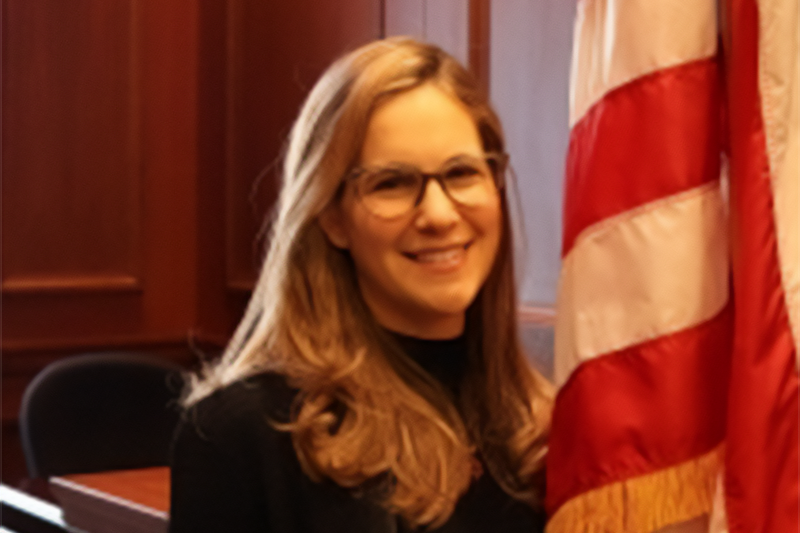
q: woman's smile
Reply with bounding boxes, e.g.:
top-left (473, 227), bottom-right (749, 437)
top-left (402, 241), bottom-right (470, 271)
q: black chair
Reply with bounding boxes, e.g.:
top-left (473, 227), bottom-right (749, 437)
top-left (19, 352), bottom-right (185, 479)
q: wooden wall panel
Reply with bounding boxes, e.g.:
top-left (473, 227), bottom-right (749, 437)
top-left (224, 0), bottom-right (382, 290)
top-left (1, 0), bottom-right (201, 348)
top-left (469, 0), bottom-right (491, 94)
top-left (2, 0), bottom-right (202, 485)
top-left (2, 0), bottom-right (141, 292)
top-left (138, 0), bottom-right (199, 335)
top-left (194, 0), bottom-right (233, 342)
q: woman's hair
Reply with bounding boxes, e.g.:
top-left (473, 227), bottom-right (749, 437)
top-left (186, 37), bottom-right (552, 527)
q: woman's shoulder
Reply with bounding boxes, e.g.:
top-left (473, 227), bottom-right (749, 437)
top-left (180, 372), bottom-right (298, 450)
top-left (192, 371), bottom-right (297, 409)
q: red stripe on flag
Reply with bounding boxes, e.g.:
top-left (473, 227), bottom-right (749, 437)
top-left (562, 58), bottom-right (722, 257)
top-left (545, 304), bottom-right (732, 516)
top-left (724, 0), bottom-right (800, 530)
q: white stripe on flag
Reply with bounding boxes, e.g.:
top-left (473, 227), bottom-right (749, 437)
top-left (570, 0), bottom-right (717, 127)
top-left (555, 182), bottom-right (729, 384)
top-left (758, 0), bottom-right (800, 367)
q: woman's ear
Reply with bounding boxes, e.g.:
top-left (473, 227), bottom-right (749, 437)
top-left (317, 204), bottom-right (350, 249)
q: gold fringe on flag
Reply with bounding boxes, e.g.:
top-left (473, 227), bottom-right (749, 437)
top-left (546, 446), bottom-right (722, 533)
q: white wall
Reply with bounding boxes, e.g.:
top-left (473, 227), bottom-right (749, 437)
top-left (491, 0), bottom-right (575, 306)
top-left (385, 0), bottom-right (469, 66)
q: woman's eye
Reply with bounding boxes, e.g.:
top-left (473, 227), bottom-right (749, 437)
top-left (366, 171), bottom-right (418, 193)
top-left (445, 164), bottom-right (483, 180)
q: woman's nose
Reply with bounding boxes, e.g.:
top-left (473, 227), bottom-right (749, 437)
top-left (414, 179), bottom-right (460, 230)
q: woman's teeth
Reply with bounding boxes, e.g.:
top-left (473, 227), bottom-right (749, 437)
top-left (413, 247), bottom-right (464, 263)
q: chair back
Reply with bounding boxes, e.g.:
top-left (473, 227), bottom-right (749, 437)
top-left (19, 352), bottom-right (184, 479)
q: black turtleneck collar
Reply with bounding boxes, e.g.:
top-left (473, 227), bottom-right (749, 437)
top-left (386, 330), bottom-right (469, 398)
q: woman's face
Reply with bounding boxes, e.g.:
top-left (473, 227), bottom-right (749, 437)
top-left (319, 83), bottom-right (502, 339)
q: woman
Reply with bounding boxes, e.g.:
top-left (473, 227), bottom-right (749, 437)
top-left (170, 38), bottom-right (552, 532)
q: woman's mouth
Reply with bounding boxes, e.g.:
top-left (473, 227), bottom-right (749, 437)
top-left (403, 242), bottom-right (471, 266)
top-left (414, 248), bottom-right (463, 263)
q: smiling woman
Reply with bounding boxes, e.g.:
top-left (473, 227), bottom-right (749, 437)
top-left (170, 38), bottom-right (552, 533)
top-left (318, 83), bottom-right (502, 340)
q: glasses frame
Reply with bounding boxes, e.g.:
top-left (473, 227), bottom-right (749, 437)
top-left (347, 152), bottom-right (509, 220)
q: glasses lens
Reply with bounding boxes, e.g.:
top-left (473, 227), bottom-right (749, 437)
top-left (441, 156), bottom-right (497, 206)
top-left (359, 167), bottom-right (421, 218)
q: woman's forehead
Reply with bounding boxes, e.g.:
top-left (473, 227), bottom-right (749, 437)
top-left (359, 84), bottom-right (483, 169)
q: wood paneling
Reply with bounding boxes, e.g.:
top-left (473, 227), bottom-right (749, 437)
top-left (2, 0), bottom-right (383, 486)
top-left (224, 0), bottom-right (382, 290)
top-left (194, 0), bottom-right (233, 338)
top-left (137, 0), bottom-right (199, 334)
top-left (2, 0), bottom-right (142, 291)
top-left (469, 0), bottom-right (491, 94)
top-left (2, 0), bottom-right (202, 348)
top-left (2, 0), bottom-right (202, 485)
top-left (1, 0), bottom-right (385, 348)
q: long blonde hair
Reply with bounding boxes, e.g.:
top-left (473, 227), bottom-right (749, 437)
top-left (186, 38), bottom-right (552, 527)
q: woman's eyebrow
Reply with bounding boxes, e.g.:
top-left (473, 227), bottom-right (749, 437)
top-left (441, 153), bottom-right (483, 165)
top-left (362, 153), bottom-right (483, 170)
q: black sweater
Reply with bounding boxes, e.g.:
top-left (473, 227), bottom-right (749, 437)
top-left (169, 337), bottom-right (546, 532)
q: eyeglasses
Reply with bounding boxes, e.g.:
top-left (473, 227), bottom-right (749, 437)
top-left (347, 153), bottom-right (507, 220)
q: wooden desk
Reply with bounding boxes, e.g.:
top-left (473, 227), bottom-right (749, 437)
top-left (49, 467), bottom-right (169, 533)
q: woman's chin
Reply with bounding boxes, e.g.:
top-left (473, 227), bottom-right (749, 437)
top-left (411, 290), bottom-right (478, 320)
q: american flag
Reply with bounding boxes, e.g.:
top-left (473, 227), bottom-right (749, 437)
top-left (546, 0), bottom-right (799, 531)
